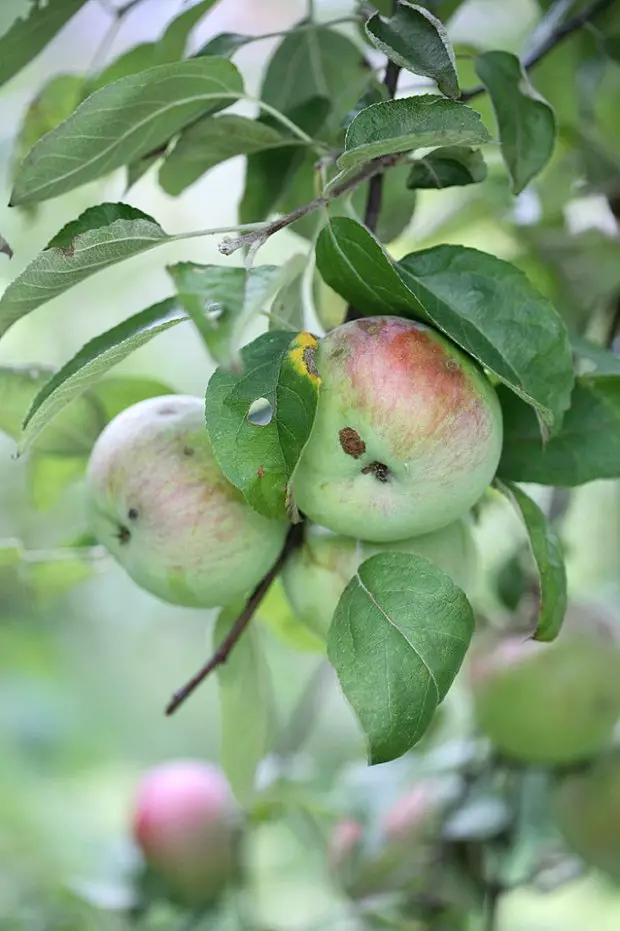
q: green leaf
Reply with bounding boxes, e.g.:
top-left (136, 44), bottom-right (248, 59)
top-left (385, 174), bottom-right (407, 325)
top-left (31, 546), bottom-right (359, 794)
top-left (494, 480), bottom-right (567, 643)
top-left (159, 0), bottom-right (219, 61)
top-left (206, 330), bottom-right (320, 520)
top-left (475, 51), bottom-right (556, 194)
top-left (269, 255), bottom-right (308, 333)
top-left (167, 262), bottom-right (285, 368)
top-left (27, 454), bottom-right (87, 511)
top-left (13, 73), bottom-right (85, 168)
top-left (0, 204), bottom-right (170, 340)
top-left (10, 56), bottom-right (243, 206)
top-left (197, 32), bottom-right (250, 58)
top-left (88, 43), bottom-right (160, 92)
top-left (0, 0), bottom-right (87, 88)
top-left (352, 161), bottom-right (418, 244)
top-left (497, 376), bottom-right (620, 486)
top-left (315, 218), bottom-right (574, 434)
top-left (20, 299), bottom-right (187, 453)
top-left (215, 603), bottom-right (275, 804)
top-left (406, 145), bottom-right (487, 188)
top-left (0, 233), bottom-right (12, 259)
top-left (366, 2), bottom-right (459, 98)
top-left (327, 552), bottom-right (474, 764)
top-left (257, 580), bottom-right (325, 654)
top-left (160, 114), bottom-right (293, 196)
top-left (571, 336), bottom-right (620, 377)
top-left (338, 96), bottom-right (490, 170)
top-left (0, 365), bottom-right (104, 455)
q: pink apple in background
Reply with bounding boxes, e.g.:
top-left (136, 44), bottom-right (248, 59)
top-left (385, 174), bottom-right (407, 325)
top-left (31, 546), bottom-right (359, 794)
top-left (293, 317), bottom-right (502, 543)
top-left (133, 760), bottom-right (241, 905)
top-left (86, 395), bottom-right (288, 607)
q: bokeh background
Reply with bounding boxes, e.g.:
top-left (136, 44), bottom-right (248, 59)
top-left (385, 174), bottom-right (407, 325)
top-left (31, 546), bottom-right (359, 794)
top-left (0, 1), bottom-right (619, 928)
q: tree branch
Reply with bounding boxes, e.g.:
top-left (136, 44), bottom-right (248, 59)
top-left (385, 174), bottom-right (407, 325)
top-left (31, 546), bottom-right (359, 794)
top-left (165, 522), bottom-right (304, 716)
top-left (460, 0), bottom-right (617, 102)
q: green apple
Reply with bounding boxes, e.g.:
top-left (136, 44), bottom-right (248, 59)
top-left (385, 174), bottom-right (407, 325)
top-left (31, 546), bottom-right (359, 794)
top-left (468, 604), bottom-right (620, 764)
top-left (133, 760), bottom-right (241, 905)
top-left (292, 316), bottom-right (502, 542)
top-left (552, 753), bottom-right (620, 879)
top-left (281, 515), bottom-right (477, 639)
top-left (86, 395), bottom-right (288, 608)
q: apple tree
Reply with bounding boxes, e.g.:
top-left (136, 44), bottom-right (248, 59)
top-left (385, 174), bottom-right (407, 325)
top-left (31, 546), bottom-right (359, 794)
top-left (1, 0), bottom-right (620, 927)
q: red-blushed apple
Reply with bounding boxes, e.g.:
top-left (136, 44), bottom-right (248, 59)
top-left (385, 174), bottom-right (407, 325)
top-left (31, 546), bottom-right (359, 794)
top-left (133, 760), bottom-right (241, 906)
top-left (552, 752), bottom-right (620, 879)
top-left (86, 395), bottom-right (288, 608)
top-left (281, 515), bottom-right (477, 638)
top-left (292, 317), bottom-right (502, 542)
top-left (468, 603), bottom-right (620, 764)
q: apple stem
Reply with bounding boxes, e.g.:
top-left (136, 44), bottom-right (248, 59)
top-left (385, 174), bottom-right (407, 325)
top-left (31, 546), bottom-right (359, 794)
top-left (165, 522), bottom-right (305, 716)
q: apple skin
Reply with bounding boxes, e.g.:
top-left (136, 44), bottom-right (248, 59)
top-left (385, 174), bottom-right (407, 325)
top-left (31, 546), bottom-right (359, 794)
top-left (468, 604), bottom-right (620, 765)
top-left (133, 760), bottom-right (241, 905)
top-left (292, 316), bottom-right (502, 542)
top-left (552, 753), bottom-right (620, 879)
top-left (281, 515), bottom-right (477, 639)
top-left (86, 395), bottom-right (288, 608)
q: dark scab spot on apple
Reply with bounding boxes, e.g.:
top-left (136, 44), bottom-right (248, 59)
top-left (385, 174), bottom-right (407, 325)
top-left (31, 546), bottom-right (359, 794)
top-left (158, 406), bottom-right (177, 416)
top-left (303, 345), bottom-right (319, 378)
top-left (362, 461), bottom-right (390, 483)
top-left (357, 319), bottom-right (384, 336)
top-left (116, 524), bottom-right (131, 544)
top-left (339, 427), bottom-right (366, 459)
top-left (445, 357), bottom-right (460, 372)
top-left (128, 507), bottom-right (139, 521)
top-left (183, 446), bottom-right (194, 457)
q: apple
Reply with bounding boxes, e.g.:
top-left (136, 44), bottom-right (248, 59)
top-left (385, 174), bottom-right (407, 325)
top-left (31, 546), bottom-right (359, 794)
top-left (552, 753), bottom-right (620, 879)
top-left (468, 603), bottom-right (620, 764)
top-left (133, 760), bottom-right (241, 905)
top-left (292, 316), bottom-right (502, 542)
top-left (86, 395), bottom-right (288, 608)
top-left (281, 515), bottom-right (477, 638)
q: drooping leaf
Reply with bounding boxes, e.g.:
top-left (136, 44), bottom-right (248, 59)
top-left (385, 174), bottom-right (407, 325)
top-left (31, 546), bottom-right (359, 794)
top-left (494, 480), bottom-right (567, 643)
top-left (160, 114), bottom-right (294, 196)
top-left (497, 376), bottom-right (620, 485)
top-left (20, 299), bottom-right (187, 453)
top-left (215, 603), bottom-right (275, 804)
top-left (315, 218), bottom-right (574, 434)
top-left (206, 330), bottom-right (320, 520)
top-left (406, 145), bottom-right (487, 189)
top-left (338, 96), bottom-right (490, 170)
top-left (0, 0), bottom-right (87, 88)
top-left (0, 204), bottom-right (170, 340)
top-left (11, 57), bottom-right (244, 206)
top-left (475, 51), bottom-right (556, 194)
top-left (327, 552), bottom-right (474, 764)
top-left (366, 2), bottom-right (459, 98)
top-left (167, 262), bottom-right (287, 368)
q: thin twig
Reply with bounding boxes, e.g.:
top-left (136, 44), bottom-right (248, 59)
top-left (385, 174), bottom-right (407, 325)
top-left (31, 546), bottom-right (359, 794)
top-left (460, 0), bottom-right (617, 102)
top-left (218, 153), bottom-right (401, 257)
top-left (165, 523), bottom-right (304, 716)
top-left (482, 883), bottom-right (502, 931)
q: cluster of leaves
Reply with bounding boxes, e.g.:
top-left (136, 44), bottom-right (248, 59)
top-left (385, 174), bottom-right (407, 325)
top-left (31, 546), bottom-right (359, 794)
top-left (0, 0), bottom-right (620, 782)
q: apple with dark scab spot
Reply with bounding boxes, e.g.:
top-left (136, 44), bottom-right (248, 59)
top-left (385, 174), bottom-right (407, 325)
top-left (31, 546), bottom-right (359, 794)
top-left (292, 317), bottom-right (503, 542)
top-left (133, 760), bottom-right (242, 905)
top-left (86, 395), bottom-right (288, 607)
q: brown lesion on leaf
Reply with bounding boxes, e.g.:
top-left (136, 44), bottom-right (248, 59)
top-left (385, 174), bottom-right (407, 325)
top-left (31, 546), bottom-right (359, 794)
top-left (60, 242), bottom-right (75, 258)
top-left (303, 345), bottom-right (319, 378)
top-left (116, 524), bottom-right (131, 544)
top-left (339, 427), bottom-right (366, 459)
top-left (128, 507), bottom-right (139, 521)
top-left (361, 461), bottom-right (390, 483)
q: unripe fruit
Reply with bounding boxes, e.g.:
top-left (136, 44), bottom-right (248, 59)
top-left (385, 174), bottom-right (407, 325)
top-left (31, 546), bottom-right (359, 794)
top-left (133, 761), bottom-right (241, 906)
top-left (282, 516), bottom-right (477, 638)
top-left (86, 395), bottom-right (288, 608)
top-left (328, 817), bottom-right (364, 875)
top-left (293, 317), bottom-right (502, 542)
top-left (552, 753), bottom-right (620, 878)
top-left (468, 605), bottom-right (620, 765)
top-left (382, 781), bottom-right (444, 848)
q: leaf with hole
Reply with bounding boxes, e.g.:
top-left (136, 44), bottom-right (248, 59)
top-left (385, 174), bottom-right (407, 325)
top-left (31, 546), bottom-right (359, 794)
top-left (494, 479), bottom-right (567, 642)
top-left (0, 0), bottom-right (87, 89)
top-left (160, 114), bottom-right (295, 196)
top-left (406, 145), bottom-right (487, 189)
top-left (366, 2), bottom-right (459, 98)
top-left (215, 603), bottom-right (275, 804)
top-left (497, 376), bottom-right (620, 485)
top-left (0, 204), bottom-right (171, 341)
top-left (167, 262), bottom-right (289, 368)
top-left (338, 96), bottom-right (490, 170)
top-left (327, 552), bottom-right (474, 764)
top-left (475, 51), bottom-right (556, 194)
top-left (206, 330), bottom-right (320, 520)
top-left (20, 299), bottom-right (187, 454)
top-left (10, 56), bottom-right (243, 205)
